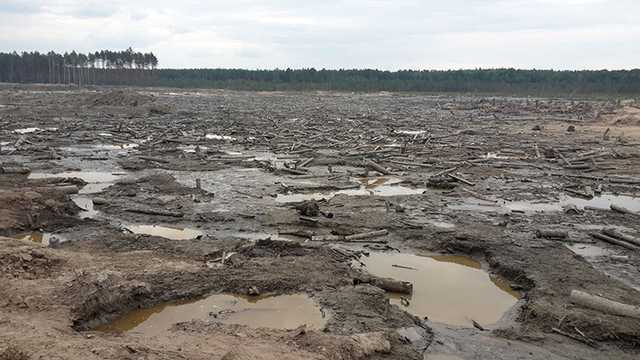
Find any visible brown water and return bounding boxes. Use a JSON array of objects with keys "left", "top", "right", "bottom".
[
  {"left": 127, "top": 225, "right": 203, "bottom": 240},
  {"left": 359, "top": 253, "right": 519, "bottom": 327},
  {"left": 96, "top": 294, "right": 326, "bottom": 336},
  {"left": 15, "top": 232, "right": 55, "bottom": 246}
]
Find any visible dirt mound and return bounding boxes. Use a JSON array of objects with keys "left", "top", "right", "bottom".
[
  {"left": 604, "top": 106, "right": 640, "bottom": 126},
  {"left": 87, "top": 90, "right": 153, "bottom": 107},
  {"left": 0, "top": 188, "right": 79, "bottom": 234},
  {"left": 0, "top": 237, "right": 65, "bottom": 279}
]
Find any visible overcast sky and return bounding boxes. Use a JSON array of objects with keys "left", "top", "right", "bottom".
[{"left": 1, "top": 0, "right": 638, "bottom": 70}]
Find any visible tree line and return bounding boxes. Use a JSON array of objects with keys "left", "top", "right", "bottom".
[
  {"left": 156, "top": 68, "right": 640, "bottom": 95},
  {"left": 1, "top": 49, "right": 639, "bottom": 95},
  {"left": 0, "top": 48, "right": 158, "bottom": 86}
]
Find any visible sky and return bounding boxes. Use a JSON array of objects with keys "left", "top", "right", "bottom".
[{"left": 0, "top": 0, "right": 638, "bottom": 70}]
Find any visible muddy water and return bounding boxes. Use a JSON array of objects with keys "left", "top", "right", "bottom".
[
  {"left": 126, "top": 225, "right": 203, "bottom": 240},
  {"left": 72, "top": 196, "right": 100, "bottom": 219},
  {"left": 276, "top": 176, "right": 425, "bottom": 203},
  {"left": 28, "top": 171, "right": 124, "bottom": 194},
  {"left": 15, "top": 232, "right": 56, "bottom": 246},
  {"left": 97, "top": 294, "right": 326, "bottom": 335},
  {"left": 359, "top": 253, "right": 519, "bottom": 327},
  {"left": 566, "top": 244, "right": 613, "bottom": 258}
]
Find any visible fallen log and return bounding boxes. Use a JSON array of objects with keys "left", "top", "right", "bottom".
[
  {"left": 125, "top": 208, "right": 184, "bottom": 217},
  {"left": 589, "top": 232, "right": 640, "bottom": 251},
  {"left": 371, "top": 277, "right": 412, "bottom": 294},
  {"left": 535, "top": 229, "right": 568, "bottom": 239},
  {"left": 570, "top": 290, "right": 640, "bottom": 319},
  {"left": 345, "top": 229, "right": 388, "bottom": 241},
  {"left": 365, "top": 159, "right": 391, "bottom": 175},
  {"left": 1, "top": 166, "right": 31, "bottom": 174},
  {"left": 602, "top": 229, "right": 640, "bottom": 247},
  {"left": 447, "top": 173, "right": 475, "bottom": 186},
  {"left": 355, "top": 276, "right": 413, "bottom": 294},
  {"left": 610, "top": 204, "right": 637, "bottom": 215},
  {"left": 138, "top": 156, "right": 170, "bottom": 163}
]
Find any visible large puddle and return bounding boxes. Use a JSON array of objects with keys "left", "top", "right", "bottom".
[
  {"left": 96, "top": 294, "right": 326, "bottom": 336},
  {"left": 359, "top": 253, "right": 519, "bottom": 327},
  {"left": 451, "top": 194, "right": 640, "bottom": 213},
  {"left": 126, "top": 225, "right": 203, "bottom": 240},
  {"left": 29, "top": 171, "right": 124, "bottom": 194},
  {"left": 276, "top": 177, "right": 425, "bottom": 203}
]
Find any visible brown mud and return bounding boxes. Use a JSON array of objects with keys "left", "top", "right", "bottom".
[{"left": 1, "top": 85, "right": 639, "bottom": 359}]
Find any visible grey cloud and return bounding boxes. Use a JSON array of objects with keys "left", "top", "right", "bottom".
[{"left": 1, "top": 0, "right": 639, "bottom": 69}]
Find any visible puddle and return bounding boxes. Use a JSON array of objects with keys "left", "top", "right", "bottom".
[
  {"left": 126, "top": 225, "right": 203, "bottom": 240},
  {"left": 276, "top": 177, "right": 425, "bottom": 203},
  {"left": 72, "top": 196, "right": 100, "bottom": 219},
  {"left": 206, "top": 134, "right": 236, "bottom": 141},
  {"left": 452, "top": 194, "right": 640, "bottom": 213},
  {"left": 96, "top": 294, "right": 326, "bottom": 336},
  {"left": 14, "top": 232, "right": 60, "bottom": 246},
  {"left": 359, "top": 253, "right": 519, "bottom": 327},
  {"left": 28, "top": 171, "right": 124, "bottom": 194},
  {"left": 566, "top": 244, "right": 613, "bottom": 258},
  {"left": 13, "top": 127, "right": 58, "bottom": 134}
]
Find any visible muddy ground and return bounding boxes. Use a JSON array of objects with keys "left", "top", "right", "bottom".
[{"left": 1, "top": 84, "right": 639, "bottom": 359}]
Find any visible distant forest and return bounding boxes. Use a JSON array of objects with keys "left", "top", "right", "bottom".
[{"left": 1, "top": 49, "right": 640, "bottom": 95}]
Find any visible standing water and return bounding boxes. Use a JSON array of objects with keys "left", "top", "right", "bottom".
[{"left": 359, "top": 253, "right": 519, "bottom": 327}]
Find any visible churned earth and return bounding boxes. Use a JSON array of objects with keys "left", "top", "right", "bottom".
[{"left": 1, "top": 84, "right": 639, "bottom": 359}]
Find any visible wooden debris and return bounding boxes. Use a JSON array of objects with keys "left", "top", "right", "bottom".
[
  {"left": 1, "top": 166, "right": 31, "bottom": 174},
  {"left": 602, "top": 229, "right": 640, "bottom": 247},
  {"left": 125, "top": 208, "right": 184, "bottom": 218},
  {"left": 345, "top": 229, "right": 388, "bottom": 241},
  {"left": 535, "top": 229, "right": 568, "bottom": 239},
  {"left": 365, "top": 159, "right": 391, "bottom": 175},
  {"left": 589, "top": 232, "right": 639, "bottom": 251},
  {"left": 447, "top": 173, "right": 475, "bottom": 186},
  {"left": 570, "top": 290, "right": 640, "bottom": 319},
  {"left": 610, "top": 204, "right": 636, "bottom": 215}
]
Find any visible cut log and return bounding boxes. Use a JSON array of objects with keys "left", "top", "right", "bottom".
[
  {"left": 1, "top": 166, "right": 31, "bottom": 174},
  {"left": 610, "top": 204, "right": 636, "bottom": 215},
  {"left": 138, "top": 156, "right": 170, "bottom": 163},
  {"left": 589, "top": 232, "right": 640, "bottom": 251},
  {"left": 365, "top": 159, "right": 391, "bottom": 175},
  {"left": 125, "top": 208, "right": 184, "bottom": 217},
  {"left": 355, "top": 276, "right": 413, "bottom": 294},
  {"left": 447, "top": 173, "right": 475, "bottom": 186},
  {"left": 602, "top": 229, "right": 640, "bottom": 247},
  {"left": 535, "top": 229, "right": 568, "bottom": 239},
  {"left": 345, "top": 229, "right": 388, "bottom": 241},
  {"left": 570, "top": 290, "right": 640, "bottom": 319}
]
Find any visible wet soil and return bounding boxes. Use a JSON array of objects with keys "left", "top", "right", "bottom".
[{"left": 1, "top": 85, "right": 640, "bottom": 359}]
